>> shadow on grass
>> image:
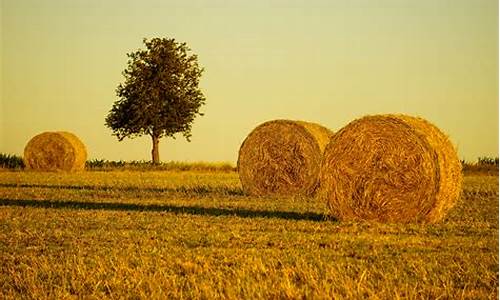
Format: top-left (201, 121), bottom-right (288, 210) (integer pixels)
top-left (0, 183), bottom-right (244, 196)
top-left (0, 198), bottom-right (328, 222)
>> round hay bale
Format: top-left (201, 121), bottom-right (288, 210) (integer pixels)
top-left (318, 114), bottom-right (462, 223)
top-left (23, 131), bottom-right (87, 172)
top-left (237, 120), bottom-right (334, 197)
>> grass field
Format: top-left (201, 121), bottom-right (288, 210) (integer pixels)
top-left (0, 170), bottom-right (498, 299)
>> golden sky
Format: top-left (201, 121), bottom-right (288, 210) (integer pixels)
top-left (1, 0), bottom-right (498, 163)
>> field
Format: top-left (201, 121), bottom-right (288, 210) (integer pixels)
top-left (0, 169), bottom-right (498, 299)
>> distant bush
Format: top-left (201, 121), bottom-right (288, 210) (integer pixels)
top-left (462, 157), bottom-right (499, 175)
top-left (2, 152), bottom-right (495, 175)
top-left (86, 159), bottom-right (236, 172)
top-left (0, 153), bottom-right (24, 169)
top-left (477, 157), bottom-right (499, 166)
top-left (0, 154), bottom-right (235, 172)
top-left (86, 159), bottom-right (126, 169)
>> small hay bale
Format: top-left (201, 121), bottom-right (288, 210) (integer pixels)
top-left (237, 120), bottom-right (334, 196)
top-left (318, 114), bottom-right (462, 223)
top-left (23, 131), bottom-right (87, 171)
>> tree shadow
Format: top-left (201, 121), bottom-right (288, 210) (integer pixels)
top-left (0, 183), bottom-right (244, 196)
top-left (0, 198), bottom-right (329, 222)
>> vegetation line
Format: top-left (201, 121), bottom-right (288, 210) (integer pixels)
top-left (1, 153), bottom-right (498, 174)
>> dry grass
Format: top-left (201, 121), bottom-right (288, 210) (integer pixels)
top-left (238, 120), bottom-right (333, 197)
top-left (0, 171), bottom-right (497, 299)
top-left (319, 114), bottom-right (462, 223)
top-left (23, 132), bottom-right (87, 172)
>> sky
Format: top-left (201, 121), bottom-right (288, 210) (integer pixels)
top-left (1, 0), bottom-right (498, 164)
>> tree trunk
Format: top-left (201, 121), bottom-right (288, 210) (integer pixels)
top-left (151, 134), bottom-right (160, 164)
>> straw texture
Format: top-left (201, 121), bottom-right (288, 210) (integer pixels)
top-left (318, 114), bottom-right (462, 223)
top-left (24, 131), bottom-right (87, 172)
top-left (238, 120), bottom-right (333, 197)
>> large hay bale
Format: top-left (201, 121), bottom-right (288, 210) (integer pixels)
top-left (238, 120), bottom-right (334, 196)
top-left (318, 114), bottom-right (462, 223)
top-left (23, 131), bottom-right (87, 171)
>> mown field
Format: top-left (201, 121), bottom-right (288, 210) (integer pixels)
top-left (0, 170), bottom-right (498, 299)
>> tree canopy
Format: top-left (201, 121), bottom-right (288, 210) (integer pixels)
top-left (105, 37), bottom-right (205, 163)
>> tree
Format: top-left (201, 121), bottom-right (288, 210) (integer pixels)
top-left (105, 37), bottom-right (205, 164)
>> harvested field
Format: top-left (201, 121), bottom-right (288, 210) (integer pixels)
top-left (0, 170), bottom-right (497, 299)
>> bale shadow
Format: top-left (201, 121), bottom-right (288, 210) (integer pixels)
top-left (0, 183), bottom-right (244, 196)
top-left (0, 198), bottom-right (328, 222)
